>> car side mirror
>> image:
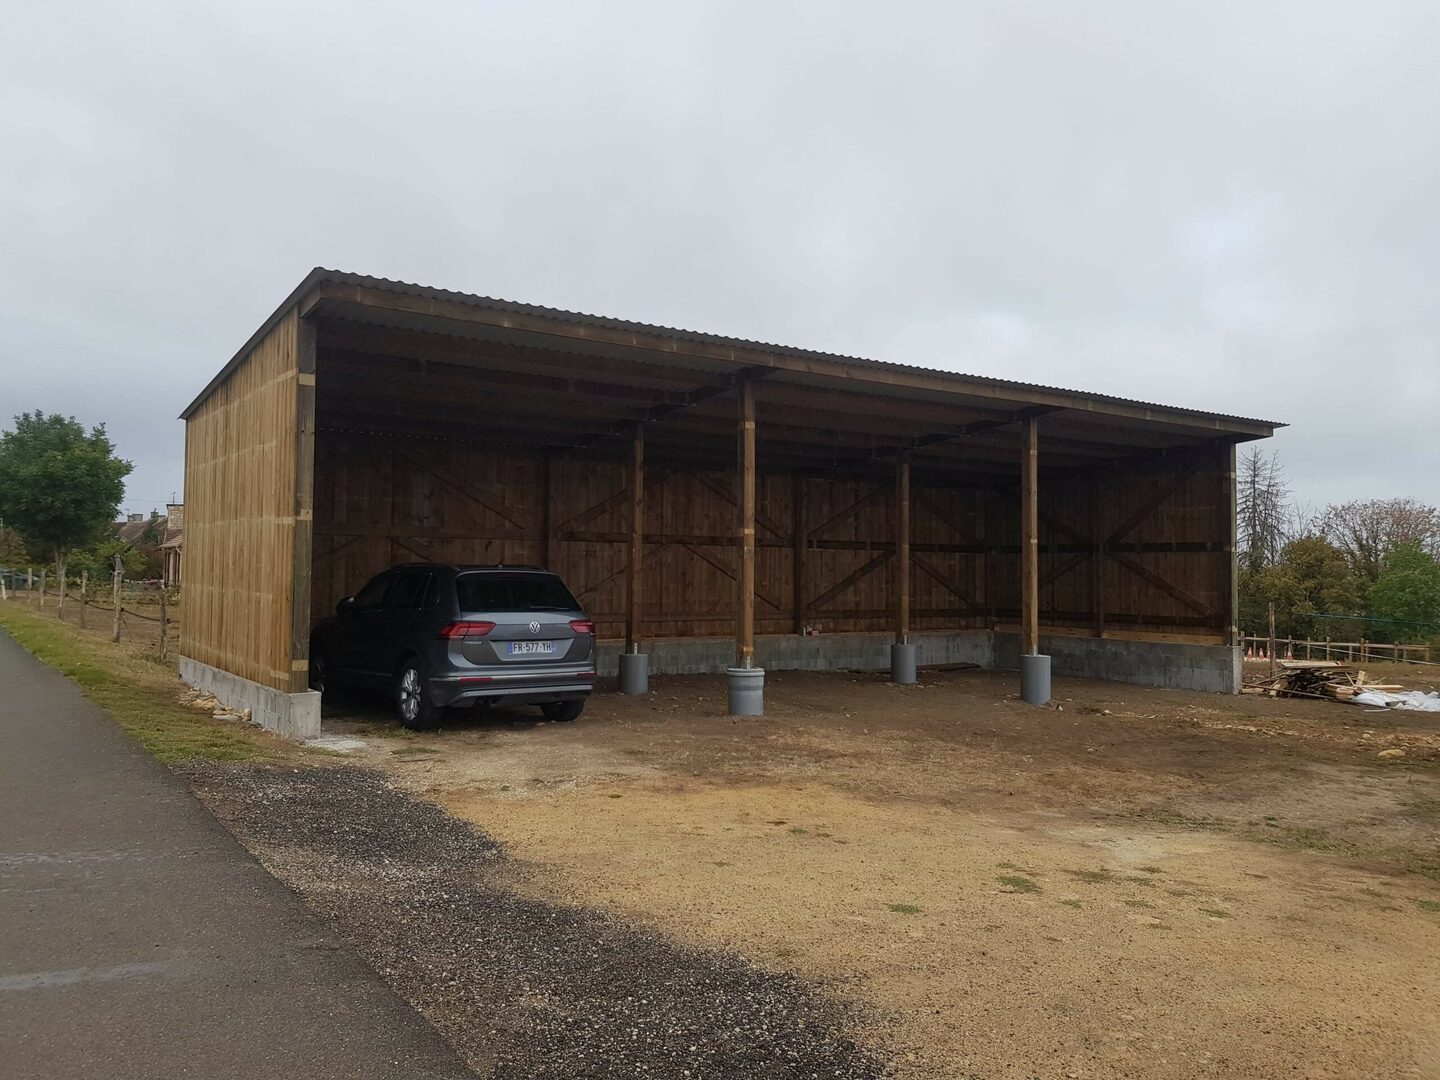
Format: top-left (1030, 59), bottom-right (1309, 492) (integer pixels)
top-left (336, 596), bottom-right (356, 617)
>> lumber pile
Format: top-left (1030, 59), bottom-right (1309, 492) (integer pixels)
top-left (1241, 660), bottom-right (1405, 702)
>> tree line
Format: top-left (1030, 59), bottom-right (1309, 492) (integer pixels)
top-left (1238, 448), bottom-right (1440, 644)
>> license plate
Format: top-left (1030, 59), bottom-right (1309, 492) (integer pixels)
top-left (507, 640), bottom-right (555, 655)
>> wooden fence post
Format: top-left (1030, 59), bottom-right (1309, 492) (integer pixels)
top-left (111, 557), bottom-right (123, 643)
top-left (159, 588), bottom-right (168, 661)
top-left (1267, 602), bottom-right (1276, 679)
top-left (79, 570), bottom-right (87, 628)
top-left (38, 569), bottom-right (46, 610)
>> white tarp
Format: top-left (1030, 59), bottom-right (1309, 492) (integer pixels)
top-left (1352, 689), bottom-right (1440, 712)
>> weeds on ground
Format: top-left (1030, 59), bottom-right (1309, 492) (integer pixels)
top-left (1402, 793), bottom-right (1440, 820)
top-left (1124, 808), bottom-right (1233, 833)
top-left (1066, 868), bottom-right (1116, 884)
top-left (0, 602), bottom-right (283, 766)
top-left (1199, 907), bottom-right (1233, 920)
top-left (1246, 824), bottom-right (1361, 857)
top-left (888, 903), bottom-right (922, 915)
top-left (998, 874), bottom-right (1041, 894)
top-left (1416, 899), bottom-right (1440, 914)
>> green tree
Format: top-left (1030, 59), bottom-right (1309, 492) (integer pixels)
top-left (1368, 542), bottom-right (1440, 642)
top-left (0, 413), bottom-right (132, 608)
top-left (1238, 536), bottom-right (1364, 641)
top-left (0, 525), bottom-right (30, 565)
top-left (67, 534), bottom-right (147, 585)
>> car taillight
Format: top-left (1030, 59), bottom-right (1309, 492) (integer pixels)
top-left (439, 621), bottom-right (495, 639)
top-left (569, 619), bottom-right (595, 635)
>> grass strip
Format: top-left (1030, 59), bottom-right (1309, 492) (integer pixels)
top-left (0, 602), bottom-right (281, 765)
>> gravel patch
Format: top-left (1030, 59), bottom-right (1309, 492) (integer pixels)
top-left (182, 763), bottom-right (888, 1079)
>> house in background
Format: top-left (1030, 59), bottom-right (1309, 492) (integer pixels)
top-left (161, 503), bottom-right (183, 586)
top-left (111, 504), bottom-right (184, 585)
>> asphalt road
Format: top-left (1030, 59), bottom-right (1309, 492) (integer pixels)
top-left (0, 630), bottom-right (474, 1079)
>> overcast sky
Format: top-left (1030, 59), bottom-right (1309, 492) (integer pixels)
top-left (3, 1), bottom-right (1437, 517)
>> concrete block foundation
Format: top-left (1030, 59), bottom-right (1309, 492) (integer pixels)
top-left (596, 630), bottom-right (994, 679)
top-left (993, 633), bottom-right (1241, 694)
top-left (598, 630), bottom-right (1239, 695)
top-left (179, 656), bottom-right (322, 740)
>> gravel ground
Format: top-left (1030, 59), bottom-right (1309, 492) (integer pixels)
top-left (181, 763), bottom-right (888, 1080)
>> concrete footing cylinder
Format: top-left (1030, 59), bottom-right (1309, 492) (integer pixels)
top-left (618, 652), bottom-right (649, 695)
top-left (727, 666), bottom-right (765, 716)
top-left (890, 642), bottom-right (918, 685)
top-left (1021, 653), bottom-right (1051, 705)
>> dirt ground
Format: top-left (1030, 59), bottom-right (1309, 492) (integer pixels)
top-left (320, 662), bottom-right (1440, 1080)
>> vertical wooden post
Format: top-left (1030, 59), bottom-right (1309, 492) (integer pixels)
top-left (895, 456), bottom-right (910, 644)
top-left (79, 570), bottom-right (87, 628)
top-left (625, 423), bottom-right (645, 655)
top-left (159, 588), bottom-right (169, 661)
top-left (56, 559), bottom-right (66, 618)
top-left (290, 316), bottom-right (318, 694)
top-left (736, 379), bottom-right (757, 669)
top-left (791, 469), bottom-right (806, 635)
top-left (38, 569), bottom-right (46, 610)
top-left (111, 556), bottom-right (123, 643)
top-left (1019, 417), bottom-right (1039, 656)
top-left (1091, 482), bottom-right (1106, 638)
top-left (1267, 601), bottom-right (1277, 679)
top-left (540, 451), bottom-right (555, 570)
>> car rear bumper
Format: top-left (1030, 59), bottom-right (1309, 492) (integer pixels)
top-left (428, 668), bottom-right (595, 708)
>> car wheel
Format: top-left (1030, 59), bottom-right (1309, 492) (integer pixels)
top-left (308, 648), bottom-right (329, 694)
top-left (396, 661), bottom-right (442, 731)
top-left (541, 699), bottom-right (584, 723)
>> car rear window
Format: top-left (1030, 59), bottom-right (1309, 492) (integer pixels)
top-left (455, 572), bottom-right (580, 612)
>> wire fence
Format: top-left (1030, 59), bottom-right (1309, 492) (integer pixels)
top-left (1, 578), bottom-right (181, 656)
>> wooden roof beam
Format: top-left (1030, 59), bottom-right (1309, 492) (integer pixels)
top-left (293, 280), bottom-right (1277, 438)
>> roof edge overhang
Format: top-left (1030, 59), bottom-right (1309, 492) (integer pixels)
top-left (181, 267), bottom-right (1285, 440)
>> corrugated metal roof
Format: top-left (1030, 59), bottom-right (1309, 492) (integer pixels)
top-left (182, 267), bottom-right (1284, 433)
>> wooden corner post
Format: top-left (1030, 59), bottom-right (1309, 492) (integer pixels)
top-left (1020, 416), bottom-right (1039, 656)
top-left (895, 456), bottom-right (911, 644)
top-left (290, 314), bottom-right (318, 693)
top-left (625, 423), bottom-right (645, 654)
top-left (737, 379), bottom-right (757, 668)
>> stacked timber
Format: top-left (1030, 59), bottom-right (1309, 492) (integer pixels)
top-left (1242, 660), bottom-right (1405, 702)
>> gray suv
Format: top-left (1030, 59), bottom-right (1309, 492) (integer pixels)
top-left (309, 563), bottom-right (596, 730)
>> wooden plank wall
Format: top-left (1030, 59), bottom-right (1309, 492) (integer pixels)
top-left (989, 444), bottom-right (1231, 639)
top-left (180, 310), bottom-right (301, 688)
top-left (310, 433), bottom-right (1231, 643)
